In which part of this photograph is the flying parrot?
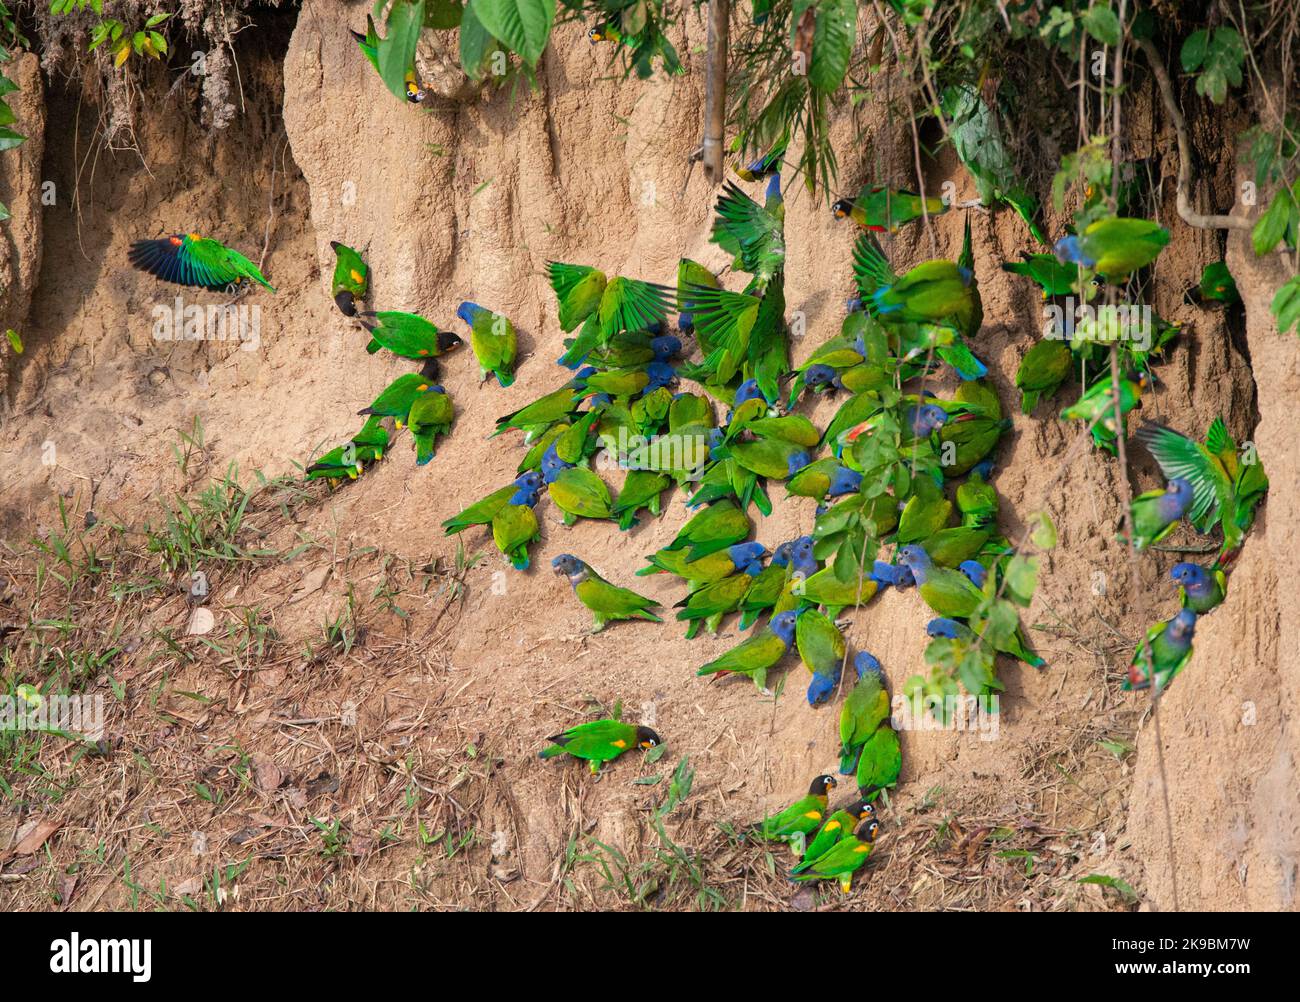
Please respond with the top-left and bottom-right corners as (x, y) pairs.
(832, 186), (948, 232)
(128, 233), (274, 292)
(551, 554), (662, 633)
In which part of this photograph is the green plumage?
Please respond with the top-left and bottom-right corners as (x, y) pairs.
(305, 416), (388, 481)
(492, 501), (539, 570)
(751, 776), (836, 842)
(128, 233), (275, 292)
(329, 241), (368, 316)
(361, 311), (463, 360)
(407, 388), (453, 466)
(359, 373), (435, 425)
(467, 308), (518, 388)
(557, 558), (662, 633)
(538, 719), (659, 774)
(1015, 339), (1072, 414)
(789, 819), (879, 892)
(548, 466), (615, 524)
(658, 500), (751, 562)
(795, 609), (846, 678)
(1071, 217), (1170, 280)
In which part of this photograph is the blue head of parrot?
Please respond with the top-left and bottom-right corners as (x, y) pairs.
(1161, 478), (1194, 519)
(854, 651), (883, 679)
(514, 471), (543, 492)
(769, 610), (798, 648)
(806, 669), (841, 707)
(958, 560), (987, 589)
(550, 553), (585, 583)
(907, 403), (948, 438)
(728, 541), (768, 569)
(896, 544), (933, 583)
(541, 442), (572, 484)
(827, 465), (862, 498)
(845, 296), (865, 314)
(788, 535), (817, 577)
(645, 361), (679, 391)
(1167, 608), (1197, 645)
(770, 539), (794, 568)
(957, 265), (974, 286)
(456, 301), (485, 326)
(1170, 562), (1208, 592)
(571, 365), (598, 390)
(869, 560), (898, 588)
(677, 312), (694, 334)
(734, 378), (764, 406)
(970, 459), (995, 480)
(651, 335), (682, 361)
(706, 427), (726, 459)
(785, 450), (812, 479)
(1053, 234), (1094, 267)
(508, 487), (540, 507)
(803, 364), (838, 392)
(926, 617), (962, 639)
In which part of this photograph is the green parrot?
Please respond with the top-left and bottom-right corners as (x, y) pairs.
(1054, 217), (1170, 281)
(457, 302), (518, 388)
(838, 652), (892, 774)
(491, 489), (541, 571)
(749, 774), (838, 842)
(329, 241), (368, 316)
(956, 468), (998, 527)
(305, 416), (389, 481)
(684, 178), (790, 400)
(896, 486), (954, 545)
(938, 414), (1011, 477)
(795, 608), (847, 680)
(538, 719), (661, 775)
(548, 466), (616, 525)
(128, 233), (274, 291)
(832, 185), (948, 232)
(733, 129), (789, 181)
(695, 609), (798, 690)
(1121, 478), (1193, 550)
(1136, 419), (1269, 556)
(786, 459), (860, 501)
(637, 541), (765, 586)
(1015, 339), (1073, 414)
(407, 384), (453, 466)
(855, 724), (901, 800)
(1123, 609), (1196, 692)
(493, 373), (588, 440)
(1173, 562), (1226, 615)
(1059, 371), (1147, 454)
(551, 554), (662, 633)
(1188, 261), (1239, 306)
(359, 372), (438, 428)
(921, 525), (993, 568)
(611, 469), (672, 530)
(547, 261), (672, 344)
(721, 435), (811, 482)
(657, 499), (752, 562)
(793, 565), (884, 618)
(737, 561), (791, 630)
(441, 473), (545, 535)
(351, 14), (425, 103)
(791, 800), (876, 875)
(853, 219), (981, 337)
(675, 565), (763, 638)
(1002, 252), (1085, 298)
(361, 311), (464, 360)
(789, 818), (881, 893)
(896, 544), (983, 618)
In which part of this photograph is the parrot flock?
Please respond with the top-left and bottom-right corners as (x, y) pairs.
(112, 18), (1274, 902)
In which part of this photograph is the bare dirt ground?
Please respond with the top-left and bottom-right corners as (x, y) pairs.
(1, 4), (1295, 911)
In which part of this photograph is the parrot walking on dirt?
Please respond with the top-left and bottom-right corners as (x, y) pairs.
(329, 241), (368, 316)
(407, 384), (454, 465)
(551, 554), (662, 632)
(1124, 608), (1196, 692)
(491, 483), (542, 570)
(792, 799), (876, 874)
(748, 774), (838, 843)
(305, 416), (389, 481)
(128, 233), (275, 292)
(361, 311), (464, 361)
(441, 472), (544, 534)
(457, 301), (518, 387)
(695, 609), (798, 691)
(789, 817), (881, 893)
(538, 719), (661, 775)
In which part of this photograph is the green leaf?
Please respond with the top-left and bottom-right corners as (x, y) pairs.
(1081, 5), (1121, 47)
(0, 124), (24, 150)
(471, 0), (554, 67)
(145, 12), (171, 27)
(425, 0), (463, 29)
(0, 99), (13, 126)
(1030, 511), (1057, 550)
(1252, 188), (1296, 257)
(0, 201), (8, 222)
(459, 0), (494, 79)
(378, 0), (425, 103)
(1179, 29), (1208, 71)
(1271, 275), (1300, 335)
(1078, 873), (1137, 902)
(1004, 555), (1038, 607)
